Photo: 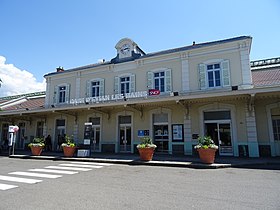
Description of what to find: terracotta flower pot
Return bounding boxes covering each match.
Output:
[63,146,76,157]
[197,148,217,164]
[30,146,43,156]
[138,147,155,161]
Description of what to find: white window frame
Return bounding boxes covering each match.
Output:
[120,76,130,94]
[54,83,70,105]
[206,63,221,88]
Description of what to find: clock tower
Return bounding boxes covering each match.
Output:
[112,38,146,62]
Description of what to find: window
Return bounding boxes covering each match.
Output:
[59,86,66,103]
[114,74,135,94]
[207,64,221,87]
[198,60,230,90]
[91,81,100,97]
[147,69,172,93]
[54,84,70,104]
[154,72,165,92]
[120,76,130,94]
[272,118,280,141]
[86,79,104,98]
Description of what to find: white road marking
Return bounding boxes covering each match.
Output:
[59,163,103,168]
[0,183,18,190]
[70,162,113,166]
[45,166,92,171]
[0,175,42,184]
[9,172,62,179]
[29,169,78,175]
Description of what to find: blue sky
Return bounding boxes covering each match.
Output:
[0,0,279,97]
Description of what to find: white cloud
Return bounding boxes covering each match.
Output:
[0,56,46,97]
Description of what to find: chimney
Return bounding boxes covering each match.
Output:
[56,66,64,72]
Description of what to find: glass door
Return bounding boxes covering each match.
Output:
[16,123,26,149]
[91,126,100,152]
[154,124,169,153]
[119,125,131,152]
[205,122,233,156]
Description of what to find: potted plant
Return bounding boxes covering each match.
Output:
[28,137,45,156]
[194,136,218,164]
[61,135,76,157]
[136,137,157,161]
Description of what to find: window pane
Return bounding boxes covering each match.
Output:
[215,71,221,86]
[208,72,213,80]
[214,64,220,69]
[160,78,165,92]
[155,79,159,90]
[154,72,159,77]
[204,111,231,120]
[119,116,131,124]
[153,113,168,123]
[207,65,213,70]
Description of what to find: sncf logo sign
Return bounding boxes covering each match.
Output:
[149,89,160,96]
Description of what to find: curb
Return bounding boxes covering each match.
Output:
[8,154,232,169]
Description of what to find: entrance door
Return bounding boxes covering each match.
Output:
[205,122,233,156]
[55,119,66,151]
[154,124,169,153]
[91,126,100,152]
[119,125,131,152]
[16,123,26,149]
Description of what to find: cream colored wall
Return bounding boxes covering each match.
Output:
[188,51,242,90]
[189,100,248,143]
[45,38,249,105]
[255,99,279,143]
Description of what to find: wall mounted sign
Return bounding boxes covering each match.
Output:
[172,124,184,142]
[148,89,160,96]
[138,130,150,137]
[70,91,148,105]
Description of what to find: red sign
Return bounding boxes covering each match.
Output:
[149,89,160,96]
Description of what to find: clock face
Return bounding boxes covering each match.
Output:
[120,44,130,55]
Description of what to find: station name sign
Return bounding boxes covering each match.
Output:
[70,91,148,105]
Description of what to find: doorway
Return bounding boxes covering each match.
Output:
[205,122,233,156]
[118,116,132,153]
[89,117,101,152]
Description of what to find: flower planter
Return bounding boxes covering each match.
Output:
[63,146,76,157]
[30,146,43,156]
[197,148,217,164]
[138,147,155,161]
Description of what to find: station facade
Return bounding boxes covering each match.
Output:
[1,36,279,157]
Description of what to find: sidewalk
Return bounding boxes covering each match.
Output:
[2,149,280,169]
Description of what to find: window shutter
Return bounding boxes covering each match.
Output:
[86,81,91,97]
[53,85,58,104]
[130,74,135,93]
[65,84,70,103]
[99,79,105,96]
[165,69,172,92]
[198,64,206,89]
[147,72,153,89]
[221,60,230,87]
[114,76,119,94]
